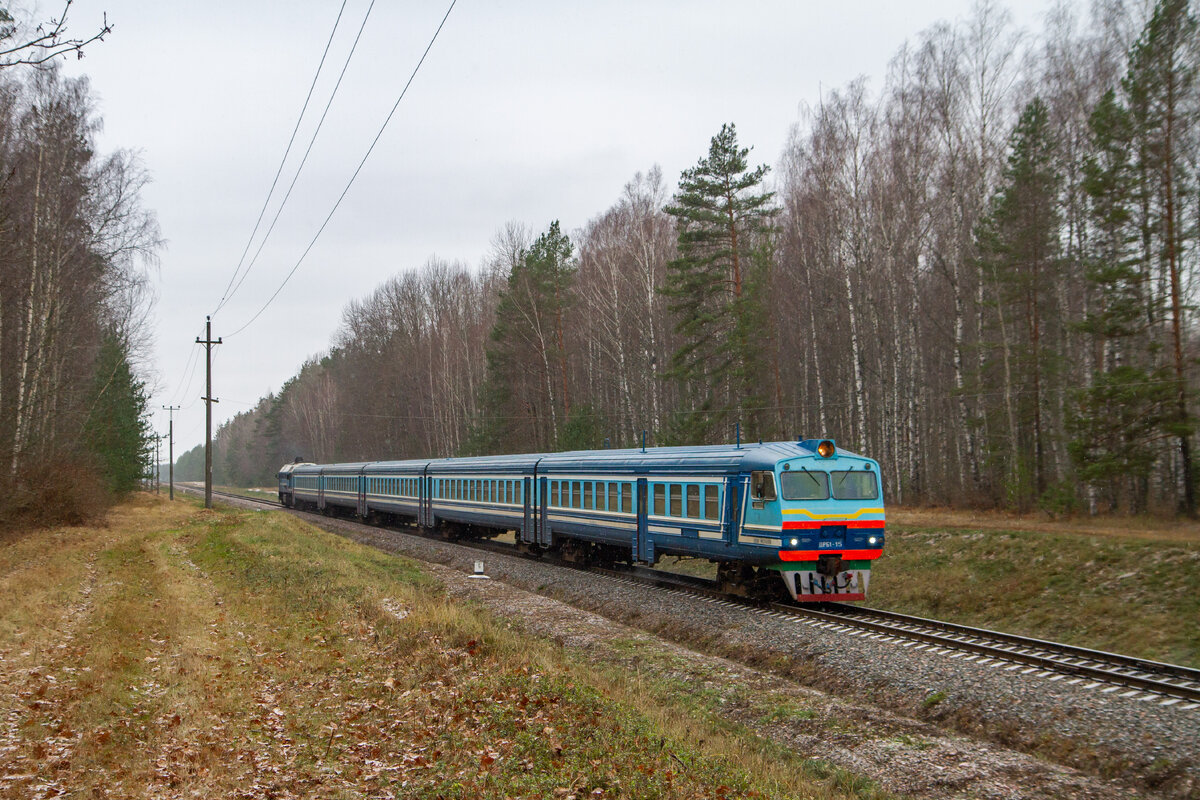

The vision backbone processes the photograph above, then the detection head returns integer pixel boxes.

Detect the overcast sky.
[55,0,1059,455]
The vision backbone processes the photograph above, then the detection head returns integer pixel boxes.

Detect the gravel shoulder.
[281,507,1199,800]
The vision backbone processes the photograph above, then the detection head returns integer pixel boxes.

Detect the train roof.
[288,441,874,476]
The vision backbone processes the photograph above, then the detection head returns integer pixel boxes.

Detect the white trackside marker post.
[469,560,489,579]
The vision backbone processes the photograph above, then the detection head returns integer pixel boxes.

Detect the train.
[277,439,885,602]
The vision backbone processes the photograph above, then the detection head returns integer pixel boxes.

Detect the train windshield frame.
[780,469,829,500]
[830,470,879,500]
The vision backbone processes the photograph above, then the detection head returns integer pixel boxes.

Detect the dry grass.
[0,495,884,799]
[891,506,1200,544]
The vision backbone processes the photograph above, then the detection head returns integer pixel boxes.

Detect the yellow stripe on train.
[781,507,885,519]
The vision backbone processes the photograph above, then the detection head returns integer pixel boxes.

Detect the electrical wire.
[212,0,350,316]
[218,0,379,314]
[225,0,458,340]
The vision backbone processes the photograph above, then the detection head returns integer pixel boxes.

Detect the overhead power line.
[212,0,351,316]
[226,0,458,340]
[217,0,379,315]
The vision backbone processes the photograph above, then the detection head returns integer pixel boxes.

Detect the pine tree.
[81,332,151,496]
[1070,89,1172,511]
[976,98,1062,508]
[475,221,577,452]
[661,123,777,443]
[1123,0,1198,514]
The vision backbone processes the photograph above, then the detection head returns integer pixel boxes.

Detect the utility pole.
[163,405,179,501]
[197,316,221,509]
[154,434,161,494]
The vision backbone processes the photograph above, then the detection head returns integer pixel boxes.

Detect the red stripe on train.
[782,520,886,530]
[778,549,884,561]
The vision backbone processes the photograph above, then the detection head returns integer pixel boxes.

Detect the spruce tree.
[82,332,151,496]
[662,123,777,443]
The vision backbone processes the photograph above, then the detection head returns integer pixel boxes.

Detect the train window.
[653,484,665,515]
[705,485,720,519]
[831,470,878,500]
[596,482,605,510]
[750,471,777,502]
[687,485,700,518]
[622,483,632,513]
[583,482,593,509]
[669,485,682,517]
[607,482,617,511]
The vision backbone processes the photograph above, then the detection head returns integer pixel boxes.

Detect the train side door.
[521,477,534,544]
[318,469,326,511]
[634,477,650,563]
[723,478,741,546]
[358,472,367,517]
[537,477,551,546]
[419,476,429,527]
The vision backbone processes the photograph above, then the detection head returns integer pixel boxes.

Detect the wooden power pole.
[163,405,180,501]
[197,316,221,509]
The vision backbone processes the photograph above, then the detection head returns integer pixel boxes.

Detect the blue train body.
[279,440,886,601]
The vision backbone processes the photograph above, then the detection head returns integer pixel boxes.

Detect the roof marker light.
[817,440,836,458]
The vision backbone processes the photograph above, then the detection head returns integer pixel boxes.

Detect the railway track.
[194,485,1200,710]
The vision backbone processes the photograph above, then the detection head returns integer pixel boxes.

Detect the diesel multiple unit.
[278,440,885,601]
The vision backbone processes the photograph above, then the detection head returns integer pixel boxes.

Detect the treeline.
[0,62,160,527]
[203,0,1200,514]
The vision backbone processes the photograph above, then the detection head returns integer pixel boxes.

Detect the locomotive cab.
[764,440,886,602]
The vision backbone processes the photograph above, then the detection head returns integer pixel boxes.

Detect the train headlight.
[789,537,799,546]
[868,536,878,545]
[817,440,835,458]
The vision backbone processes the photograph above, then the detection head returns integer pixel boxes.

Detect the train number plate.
[818,540,844,549]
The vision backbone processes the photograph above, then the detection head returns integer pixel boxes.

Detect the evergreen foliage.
[975,98,1062,508]
[82,333,152,496]
[1070,0,1199,513]
[661,123,777,443]
[476,221,577,452]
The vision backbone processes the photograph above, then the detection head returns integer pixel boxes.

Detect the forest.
[0,9,160,528]
[189,0,1200,515]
